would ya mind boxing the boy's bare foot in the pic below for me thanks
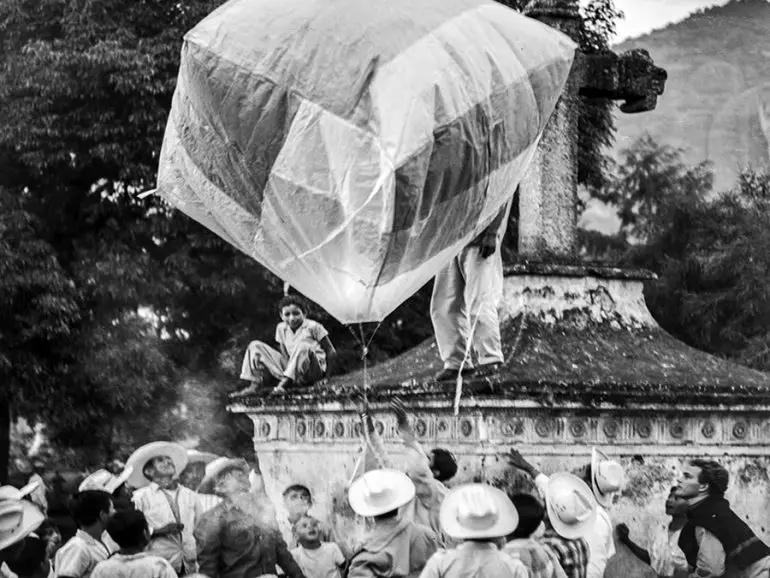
[230,382,261,398]
[270,377,292,395]
[474,362,503,377]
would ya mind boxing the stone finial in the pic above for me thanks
[579,49,668,114]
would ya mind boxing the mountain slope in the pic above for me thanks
[611,0,770,194]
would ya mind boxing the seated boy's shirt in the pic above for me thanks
[290,542,345,578]
[53,530,111,578]
[90,552,178,578]
[276,319,328,360]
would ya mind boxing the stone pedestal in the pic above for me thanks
[230,265,770,568]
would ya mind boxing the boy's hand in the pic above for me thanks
[390,397,409,428]
[507,449,539,478]
[615,523,631,544]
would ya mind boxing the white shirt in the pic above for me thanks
[131,483,201,569]
[290,543,345,578]
[419,541,529,578]
[53,530,111,578]
[585,505,615,578]
[91,552,177,578]
[275,320,328,358]
[649,526,687,577]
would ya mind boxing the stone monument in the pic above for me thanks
[230,0,770,572]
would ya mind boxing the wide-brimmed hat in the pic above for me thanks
[78,467,134,494]
[440,484,519,540]
[186,450,219,465]
[125,441,188,489]
[197,458,250,495]
[590,448,624,507]
[0,500,45,552]
[0,481,40,502]
[545,472,597,539]
[348,469,415,517]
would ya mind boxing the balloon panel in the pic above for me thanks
[155,0,577,322]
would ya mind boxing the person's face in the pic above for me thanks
[215,468,251,496]
[283,489,311,519]
[294,516,320,543]
[149,456,176,479]
[677,464,707,499]
[665,490,689,516]
[281,305,305,330]
[180,462,206,489]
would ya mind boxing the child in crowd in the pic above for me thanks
[281,485,345,554]
[615,486,689,578]
[290,515,345,578]
[91,510,177,578]
[53,491,114,578]
[502,493,567,578]
[234,295,336,397]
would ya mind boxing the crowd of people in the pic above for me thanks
[1,396,768,578]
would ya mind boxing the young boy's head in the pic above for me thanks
[70,490,114,531]
[507,493,546,540]
[106,510,151,551]
[278,296,307,330]
[293,514,321,548]
[430,448,458,483]
[282,484,312,522]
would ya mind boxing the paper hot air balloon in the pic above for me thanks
[153,0,576,323]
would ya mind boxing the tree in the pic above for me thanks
[593,135,714,244]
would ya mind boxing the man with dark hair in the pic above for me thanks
[54,491,114,578]
[677,459,770,577]
[91,510,177,577]
[194,458,306,578]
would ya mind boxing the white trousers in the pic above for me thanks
[430,246,504,370]
[240,340,325,385]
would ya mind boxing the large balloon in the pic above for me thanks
[153,0,576,323]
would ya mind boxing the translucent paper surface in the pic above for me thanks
[155,0,576,323]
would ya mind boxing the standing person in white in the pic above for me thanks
[584,448,623,578]
[127,442,201,576]
[430,199,513,381]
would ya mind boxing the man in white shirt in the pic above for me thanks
[127,441,201,575]
[54,491,114,578]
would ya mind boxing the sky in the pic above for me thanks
[594,0,732,42]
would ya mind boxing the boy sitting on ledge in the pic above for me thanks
[233,295,336,397]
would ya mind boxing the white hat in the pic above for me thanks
[439,484,519,540]
[545,472,598,539]
[78,467,134,494]
[348,469,416,517]
[125,441,188,489]
[186,450,219,465]
[0,500,45,552]
[0,482,40,502]
[197,458,250,495]
[591,447,624,507]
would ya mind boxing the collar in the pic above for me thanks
[458,541,498,551]
[148,482,178,493]
[686,494,710,510]
[287,319,307,334]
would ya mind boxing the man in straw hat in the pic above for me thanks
[0,499,48,578]
[127,441,201,575]
[347,469,438,578]
[193,457,305,578]
[180,450,222,515]
[507,451,596,578]
[582,447,623,578]
[420,483,528,578]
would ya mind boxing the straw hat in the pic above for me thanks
[186,450,219,465]
[197,458,250,495]
[348,469,415,517]
[0,482,40,502]
[78,467,134,494]
[125,441,188,489]
[0,500,45,552]
[439,484,519,540]
[591,448,624,507]
[545,472,597,539]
